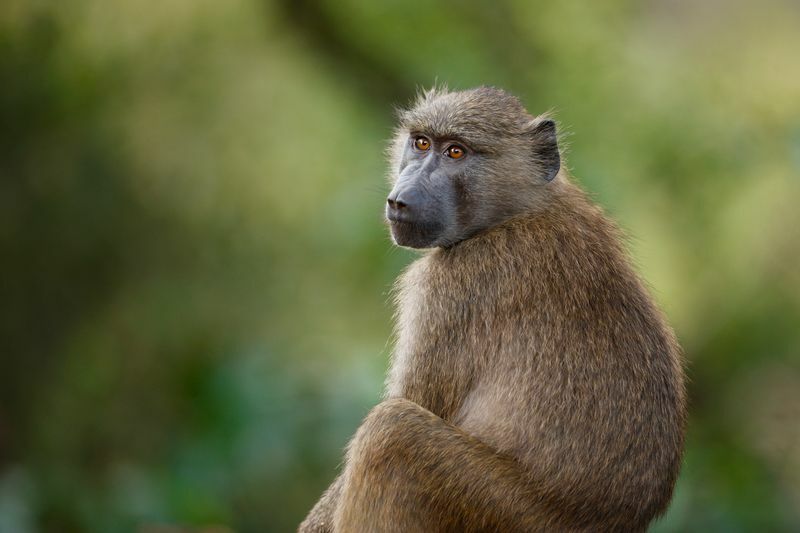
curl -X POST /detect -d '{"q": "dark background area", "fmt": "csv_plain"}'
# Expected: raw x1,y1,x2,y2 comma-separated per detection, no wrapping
1,0,799,531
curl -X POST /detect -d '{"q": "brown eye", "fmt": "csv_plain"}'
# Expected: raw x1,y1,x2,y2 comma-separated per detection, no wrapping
446,145,465,159
414,137,431,151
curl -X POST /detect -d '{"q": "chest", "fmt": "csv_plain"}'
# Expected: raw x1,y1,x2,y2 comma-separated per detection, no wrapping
385,257,498,419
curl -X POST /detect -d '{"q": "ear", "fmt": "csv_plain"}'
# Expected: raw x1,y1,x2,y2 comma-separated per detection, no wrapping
525,118,560,182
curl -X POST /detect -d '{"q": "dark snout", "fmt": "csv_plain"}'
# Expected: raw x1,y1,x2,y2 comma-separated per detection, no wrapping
386,187,422,223
386,178,446,249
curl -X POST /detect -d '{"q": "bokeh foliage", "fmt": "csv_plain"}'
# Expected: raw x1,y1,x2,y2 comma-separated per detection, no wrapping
1,0,799,531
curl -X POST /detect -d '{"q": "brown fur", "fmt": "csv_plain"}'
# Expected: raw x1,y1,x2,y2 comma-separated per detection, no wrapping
300,87,686,532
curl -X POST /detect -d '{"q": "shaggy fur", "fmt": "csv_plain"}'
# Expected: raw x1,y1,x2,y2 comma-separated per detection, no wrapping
299,87,686,532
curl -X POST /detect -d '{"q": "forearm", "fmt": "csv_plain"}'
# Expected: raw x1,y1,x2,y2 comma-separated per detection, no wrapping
299,474,344,533
335,399,559,532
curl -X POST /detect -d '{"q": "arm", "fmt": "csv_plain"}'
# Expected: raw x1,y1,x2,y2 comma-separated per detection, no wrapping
298,474,344,533
333,398,571,533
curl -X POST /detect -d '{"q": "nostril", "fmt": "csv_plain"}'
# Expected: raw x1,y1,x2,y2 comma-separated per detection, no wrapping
387,197,409,210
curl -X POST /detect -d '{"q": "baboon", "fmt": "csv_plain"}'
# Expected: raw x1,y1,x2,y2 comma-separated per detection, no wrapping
299,86,686,532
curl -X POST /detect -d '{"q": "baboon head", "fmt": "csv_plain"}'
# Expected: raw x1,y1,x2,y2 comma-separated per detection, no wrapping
385,86,560,249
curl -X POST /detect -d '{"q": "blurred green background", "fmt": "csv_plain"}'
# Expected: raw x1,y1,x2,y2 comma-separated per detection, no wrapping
1,0,799,531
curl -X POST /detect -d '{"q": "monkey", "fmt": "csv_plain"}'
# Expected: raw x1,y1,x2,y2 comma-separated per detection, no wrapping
299,86,686,532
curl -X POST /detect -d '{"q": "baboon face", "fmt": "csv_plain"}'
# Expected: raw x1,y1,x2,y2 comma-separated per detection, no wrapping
386,87,560,249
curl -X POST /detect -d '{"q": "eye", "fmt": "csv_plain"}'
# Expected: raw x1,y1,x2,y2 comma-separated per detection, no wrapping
445,145,466,159
414,136,431,151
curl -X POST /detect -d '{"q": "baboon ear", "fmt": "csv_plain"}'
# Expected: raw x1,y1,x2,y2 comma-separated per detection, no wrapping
525,118,560,182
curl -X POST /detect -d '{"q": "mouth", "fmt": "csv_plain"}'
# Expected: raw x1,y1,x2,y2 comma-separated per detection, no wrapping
387,218,443,249
386,210,410,224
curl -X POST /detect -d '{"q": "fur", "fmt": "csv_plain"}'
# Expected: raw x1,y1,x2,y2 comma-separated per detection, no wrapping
300,87,686,532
